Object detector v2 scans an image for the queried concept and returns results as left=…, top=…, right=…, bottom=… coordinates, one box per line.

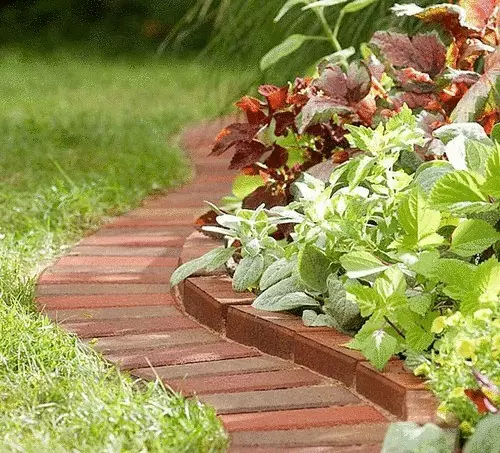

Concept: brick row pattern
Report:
left=36, top=118, right=392, bottom=452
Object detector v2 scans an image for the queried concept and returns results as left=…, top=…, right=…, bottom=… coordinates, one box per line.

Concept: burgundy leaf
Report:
left=346, top=61, right=372, bottom=102
left=274, top=111, right=296, bottom=136
left=211, top=123, right=260, bottom=156
left=242, top=184, right=289, bottom=209
left=314, top=65, right=347, bottom=99
left=264, top=144, right=288, bottom=168
left=298, top=97, right=352, bottom=133
left=229, top=141, right=269, bottom=170
left=371, top=32, right=446, bottom=78
left=235, top=96, right=267, bottom=125
left=258, top=84, right=289, bottom=111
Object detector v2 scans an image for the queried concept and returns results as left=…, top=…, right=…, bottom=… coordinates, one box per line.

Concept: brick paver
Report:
left=35, top=119, right=393, bottom=452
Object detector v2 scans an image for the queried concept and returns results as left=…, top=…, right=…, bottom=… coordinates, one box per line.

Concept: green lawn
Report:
left=0, top=49, right=234, bottom=452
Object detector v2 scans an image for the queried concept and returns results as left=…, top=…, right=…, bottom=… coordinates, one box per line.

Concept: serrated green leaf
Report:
left=297, top=243, right=331, bottom=292
left=170, top=247, right=235, bottom=287
left=408, top=293, right=432, bottom=316
left=482, top=146, right=500, bottom=198
left=429, top=170, right=490, bottom=214
left=341, top=0, right=377, bottom=13
left=348, top=155, right=375, bottom=189
left=461, top=257, right=500, bottom=314
left=398, top=189, right=442, bottom=249
left=345, top=280, right=379, bottom=317
left=409, top=250, right=440, bottom=278
left=260, top=34, right=311, bottom=71
left=412, top=161, right=454, bottom=194
left=381, top=422, right=457, bottom=453
left=433, top=258, right=476, bottom=300
left=450, top=219, right=500, bottom=257
left=259, top=258, right=295, bottom=291
left=340, top=251, right=388, bottom=279
left=374, top=266, right=406, bottom=300
left=274, top=0, right=307, bottom=22
left=361, top=329, right=399, bottom=370
left=232, top=254, right=265, bottom=291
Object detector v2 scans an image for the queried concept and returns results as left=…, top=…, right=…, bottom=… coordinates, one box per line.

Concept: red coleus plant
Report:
left=196, top=0, right=499, bottom=232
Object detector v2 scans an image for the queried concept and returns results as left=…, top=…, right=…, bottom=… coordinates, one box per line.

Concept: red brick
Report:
left=56, top=256, right=178, bottom=267
left=183, top=277, right=254, bottom=332
left=125, top=207, right=207, bottom=219
left=91, top=328, right=220, bottom=354
left=38, top=272, right=169, bottom=284
left=230, top=424, right=388, bottom=448
left=80, top=235, right=185, bottom=247
left=226, top=306, right=297, bottom=359
left=200, top=385, right=360, bottom=415
left=221, top=405, right=386, bottom=432
left=106, top=217, right=198, bottom=228
left=96, top=226, right=192, bottom=236
left=294, top=331, right=366, bottom=386
left=106, top=342, right=259, bottom=370
left=36, top=283, right=170, bottom=295
left=46, top=265, right=171, bottom=274
left=133, top=356, right=293, bottom=381
left=71, top=246, right=180, bottom=257
left=356, top=361, right=437, bottom=421
left=63, top=316, right=197, bottom=338
left=167, top=368, right=325, bottom=396
left=45, top=305, right=178, bottom=322
left=229, top=446, right=382, bottom=453
left=36, top=293, right=174, bottom=310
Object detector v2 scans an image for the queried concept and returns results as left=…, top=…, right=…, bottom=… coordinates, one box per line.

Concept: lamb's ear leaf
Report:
left=170, top=247, right=235, bottom=287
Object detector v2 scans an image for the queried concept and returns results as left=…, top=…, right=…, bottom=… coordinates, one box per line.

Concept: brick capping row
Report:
left=177, top=232, right=438, bottom=423
left=34, top=118, right=438, bottom=451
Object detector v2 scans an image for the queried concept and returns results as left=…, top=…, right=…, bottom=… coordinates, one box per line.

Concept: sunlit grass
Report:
left=0, top=49, right=231, bottom=452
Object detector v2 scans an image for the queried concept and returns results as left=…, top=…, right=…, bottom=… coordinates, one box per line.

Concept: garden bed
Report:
left=174, top=230, right=438, bottom=423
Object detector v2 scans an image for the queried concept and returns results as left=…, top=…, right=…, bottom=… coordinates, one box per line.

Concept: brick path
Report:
left=36, top=119, right=391, bottom=452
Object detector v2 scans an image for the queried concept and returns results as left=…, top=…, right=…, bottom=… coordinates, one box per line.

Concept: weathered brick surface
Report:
left=70, top=246, right=181, bottom=257
left=80, top=235, right=185, bottom=247
left=106, top=342, right=259, bottom=370
left=39, top=272, right=169, bottom=284
left=166, top=368, right=325, bottom=396
left=45, top=305, right=179, bottom=322
left=37, top=283, right=171, bottom=295
left=64, top=316, right=197, bottom=338
left=56, top=256, right=178, bottom=267
left=220, top=406, right=386, bottom=432
left=229, top=423, right=389, bottom=447
left=37, top=293, right=174, bottom=309
left=90, top=329, right=220, bottom=354
left=133, top=356, right=294, bottom=381
left=199, top=385, right=360, bottom=415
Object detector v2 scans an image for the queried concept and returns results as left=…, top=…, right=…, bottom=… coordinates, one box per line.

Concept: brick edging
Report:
left=177, top=231, right=438, bottom=422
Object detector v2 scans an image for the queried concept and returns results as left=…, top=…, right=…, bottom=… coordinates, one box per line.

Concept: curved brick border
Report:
left=35, top=118, right=435, bottom=452
left=178, top=232, right=438, bottom=423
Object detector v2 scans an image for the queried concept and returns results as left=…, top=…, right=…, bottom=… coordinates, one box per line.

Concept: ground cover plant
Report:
left=0, top=50, right=230, bottom=452
left=171, top=0, right=500, bottom=442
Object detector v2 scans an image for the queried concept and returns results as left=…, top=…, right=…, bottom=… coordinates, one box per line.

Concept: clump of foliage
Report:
left=198, top=0, right=498, bottom=223
left=172, top=0, right=500, bottom=438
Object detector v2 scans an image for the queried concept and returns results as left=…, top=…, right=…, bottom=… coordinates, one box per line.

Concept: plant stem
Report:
left=314, top=8, right=342, bottom=52
left=384, top=316, right=405, bottom=339
left=313, top=7, right=348, bottom=70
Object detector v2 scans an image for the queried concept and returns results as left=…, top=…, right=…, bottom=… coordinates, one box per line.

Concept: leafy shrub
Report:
left=199, top=0, right=498, bottom=222
left=171, top=0, right=500, bottom=434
